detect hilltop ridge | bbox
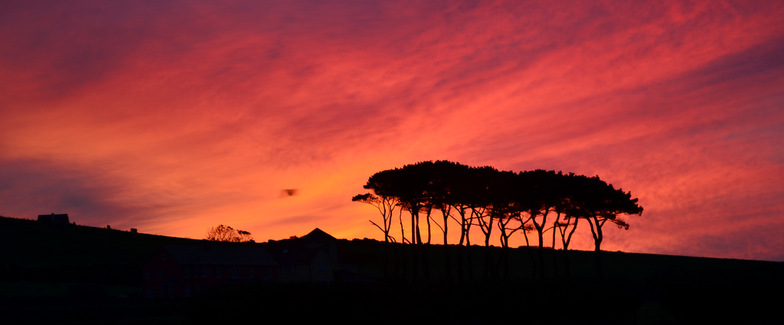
[2,215,783,323]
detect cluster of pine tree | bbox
[354,160,642,251]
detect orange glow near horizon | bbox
[1,1,784,261]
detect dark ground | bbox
[2,216,782,324]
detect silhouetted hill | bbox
[2,215,782,324]
[0,216,198,293]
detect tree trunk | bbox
[441,206,451,245]
[399,209,408,244]
[425,207,432,245]
[563,217,579,250]
[484,218,493,247]
[411,208,422,245]
[587,216,605,252]
[551,212,562,249]
[474,208,493,247]
[497,216,512,248]
[456,206,467,246]
[383,201,394,243]
[531,209,550,249]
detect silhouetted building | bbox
[265,228,340,284]
[37,213,69,226]
[143,244,278,299]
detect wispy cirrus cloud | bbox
[1,0,783,260]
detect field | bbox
[2,216,782,324]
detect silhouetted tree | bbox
[471,166,501,247]
[484,169,519,248]
[361,168,411,243]
[389,160,466,245]
[566,175,643,252]
[355,160,643,255]
[550,173,585,250]
[425,160,467,245]
[353,193,398,243]
[587,183,642,252]
[396,162,431,245]
[206,224,254,243]
[446,163,477,246]
[553,209,583,250]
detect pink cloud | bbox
[1,1,783,260]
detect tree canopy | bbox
[354,160,643,251]
[205,224,255,243]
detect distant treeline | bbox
[354,160,642,251]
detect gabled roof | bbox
[160,244,278,266]
[301,228,336,242]
[262,228,338,266]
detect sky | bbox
[2,0,783,261]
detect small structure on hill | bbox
[144,228,376,299]
[37,213,69,226]
[143,244,279,299]
[265,228,351,284]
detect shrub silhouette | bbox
[205,224,254,243]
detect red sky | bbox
[2,1,783,261]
